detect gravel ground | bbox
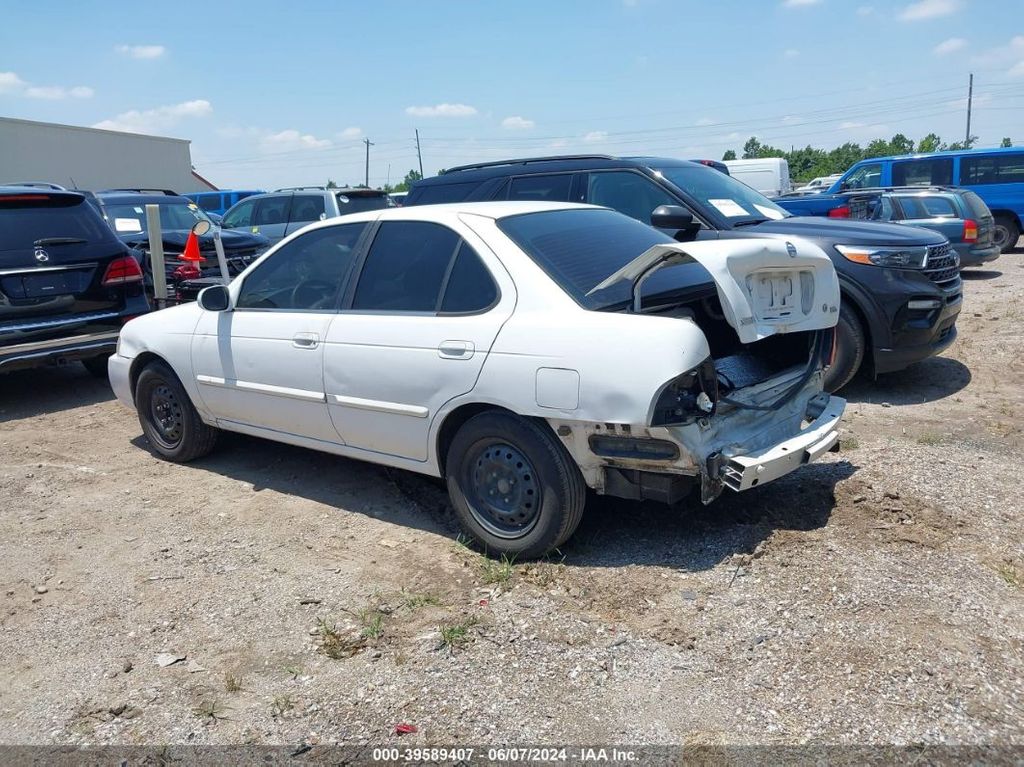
[0,258,1022,750]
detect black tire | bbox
[445,411,585,559]
[135,360,218,462]
[81,355,109,379]
[823,304,866,393]
[992,215,1020,254]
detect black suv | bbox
[406,155,962,391]
[0,186,150,375]
[94,189,270,297]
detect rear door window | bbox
[508,174,573,202]
[290,194,327,223]
[439,243,499,314]
[254,195,291,226]
[892,158,953,186]
[351,221,461,312]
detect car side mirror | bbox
[650,205,699,242]
[198,284,231,312]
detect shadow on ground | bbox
[960,269,1002,281]
[0,365,113,423]
[841,355,971,406]
[133,426,856,573]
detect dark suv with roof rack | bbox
[0,185,150,376]
[405,155,962,391]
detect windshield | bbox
[497,208,713,309]
[103,200,213,234]
[656,164,790,226]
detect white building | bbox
[0,116,217,193]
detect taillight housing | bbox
[962,219,978,243]
[101,256,144,286]
[828,205,851,218]
[650,358,718,426]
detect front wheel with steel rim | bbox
[446,411,585,559]
[135,360,218,462]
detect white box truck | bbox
[723,158,791,197]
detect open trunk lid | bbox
[589,237,841,343]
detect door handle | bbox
[438,340,474,360]
[292,332,320,349]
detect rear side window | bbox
[336,193,390,215]
[899,196,957,218]
[960,153,1024,185]
[508,174,573,201]
[290,194,326,223]
[254,195,290,226]
[236,223,366,310]
[222,198,256,228]
[409,181,481,205]
[352,221,460,311]
[892,158,953,186]
[961,190,992,219]
[440,243,498,314]
[0,194,112,248]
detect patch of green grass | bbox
[480,554,516,586]
[283,664,303,680]
[316,618,365,659]
[360,612,385,640]
[223,673,242,693]
[997,563,1022,588]
[193,699,229,721]
[916,433,944,446]
[438,617,479,652]
[839,435,860,451]
[401,591,442,611]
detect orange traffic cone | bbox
[181,231,202,262]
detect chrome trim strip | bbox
[196,374,326,403]
[0,311,121,334]
[0,263,98,276]
[328,393,429,418]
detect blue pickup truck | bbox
[775,147,1024,252]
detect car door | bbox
[322,219,513,461]
[250,194,292,243]
[190,222,368,442]
[285,193,327,237]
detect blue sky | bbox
[2,0,1023,189]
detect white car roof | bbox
[326,200,602,228]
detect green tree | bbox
[1001,137,1013,148]
[946,134,978,151]
[889,133,915,155]
[722,149,737,161]
[393,169,423,193]
[917,133,943,153]
[742,136,785,159]
[325,179,338,189]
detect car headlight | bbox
[835,244,928,269]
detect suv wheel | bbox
[993,215,1020,253]
[824,304,866,393]
[135,360,218,462]
[445,411,585,559]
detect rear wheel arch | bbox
[435,403,517,476]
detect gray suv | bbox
[220,186,391,244]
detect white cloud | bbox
[971,36,1024,70]
[116,44,166,60]
[0,71,26,92]
[899,0,960,21]
[695,117,716,126]
[1008,61,1024,77]
[337,126,363,140]
[549,139,569,149]
[583,130,608,143]
[933,37,966,55]
[840,121,866,129]
[25,85,94,100]
[782,0,821,7]
[501,115,535,130]
[784,48,800,58]
[92,99,212,134]
[856,5,874,14]
[262,129,332,150]
[405,103,477,118]
[782,115,801,124]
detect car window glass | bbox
[842,163,882,189]
[0,195,113,248]
[352,221,460,312]
[411,181,482,204]
[335,193,390,215]
[892,158,953,186]
[254,195,290,226]
[898,196,956,219]
[222,199,256,228]
[586,171,678,223]
[440,243,498,313]
[960,152,1024,185]
[290,194,326,223]
[869,196,895,221]
[508,174,573,202]
[236,223,366,310]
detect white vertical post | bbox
[145,204,168,307]
[213,230,230,285]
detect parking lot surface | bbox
[1,262,1022,746]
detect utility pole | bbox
[363,137,374,187]
[415,129,424,178]
[965,72,974,147]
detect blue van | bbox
[185,189,264,216]
[829,147,1024,252]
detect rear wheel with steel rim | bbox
[135,360,218,462]
[993,215,1020,254]
[446,411,585,558]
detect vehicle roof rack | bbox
[847,185,958,194]
[99,188,179,196]
[443,155,618,174]
[274,186,329,192]
[2,181,68,190]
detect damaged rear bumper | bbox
[719,395,844,492]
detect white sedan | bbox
[109,201,845,557]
